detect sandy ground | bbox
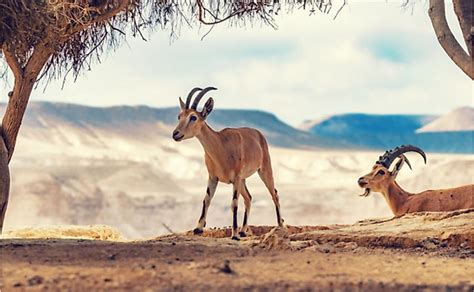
[1,211,473,291]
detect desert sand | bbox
[1,210,473,291]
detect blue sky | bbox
[4,1,472,126]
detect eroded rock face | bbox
[257,227,292,250]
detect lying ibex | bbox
[172,87,284,240]
[358,145,473,216]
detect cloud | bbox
[360,31,426,63]
[18,1,472,126]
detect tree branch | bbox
[1,44,23,82]
[65,0,132,37]
[452,0,473,56]
[429,0,473,79]
[2,41,54,161]
[196,0,262,25]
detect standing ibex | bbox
[172,87,284,240]
[358,145,473,216]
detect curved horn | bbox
[191,87,217,110]
[376,145,427,169]
[185,87,202,109]
[400,154,413,170]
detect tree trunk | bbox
[2,44,52,161]
[452,0,473,56]
[0,136,10,234]
[429,0,473,79]
[2,78,36,162]
[0,44,52,233]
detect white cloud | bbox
[18,1,472,126]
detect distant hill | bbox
[0,102,471,153]
[301,114,436,136]
[417,107,474,133]
[301,112,473,153]
[0,102,348,149]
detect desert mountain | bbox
[417,106,474,133]
[1,102,345,149]
[301,112,473,153]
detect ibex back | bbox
[172,87,284,240]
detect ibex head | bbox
[172,87,217,142]
[358,145,427,197]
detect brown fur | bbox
[358,161,473,216]
[173,102,283,240]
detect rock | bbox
[27,275,44,286]
[335,241,358,250]
[305,243,335,254]
[422,241,437,250]
[258,227,291,251]
[217,260,235,274]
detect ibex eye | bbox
[177,115,180,120]
[190,115,197,122]
[377,170,386,175]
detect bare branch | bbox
[429,0,473,79]
[64,0,133,37]
[452,0,473,56]
[333,0,346,20]
[1,44,23,81]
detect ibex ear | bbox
[390,156,406,178]
[179,97,186,110]
[201,98,214,119]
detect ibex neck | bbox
[196,123,221,156]
[381,181,410,216]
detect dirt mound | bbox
[197,209,474,251]
[2,224,123,241]
[195,225,331,238]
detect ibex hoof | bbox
[193,228,204,235]
[231,236,240,241]
[238,231,247,237]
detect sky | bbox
[5,1,473,126]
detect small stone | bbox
[27,275,44,286]
[423,241,437,250]
[218,260,235,274]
